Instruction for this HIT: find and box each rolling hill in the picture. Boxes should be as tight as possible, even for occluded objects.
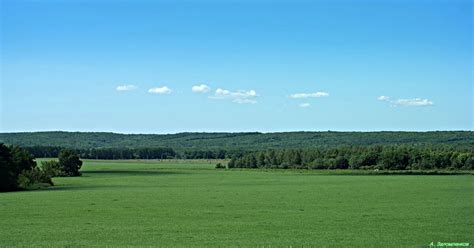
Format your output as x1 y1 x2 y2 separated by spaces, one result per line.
1 131 473 151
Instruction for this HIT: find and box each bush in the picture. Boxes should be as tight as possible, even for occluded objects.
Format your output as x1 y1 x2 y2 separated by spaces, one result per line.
278 162 290 169
215 163 226 169
17 168 53 189
309 158 326 169
41 160 63 177
227 159 235 168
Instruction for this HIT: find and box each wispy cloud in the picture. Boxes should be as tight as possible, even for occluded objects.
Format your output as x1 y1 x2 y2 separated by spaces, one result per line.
210 88 258 104
299 103 311 108
192 84 210 93
378 95 434 107
234 98 257 104
392 98 434 107
116 84 137 92
148 86 172 94
289 91 329 99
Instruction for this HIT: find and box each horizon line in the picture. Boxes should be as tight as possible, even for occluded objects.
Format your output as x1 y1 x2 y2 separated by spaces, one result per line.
1 129 472 135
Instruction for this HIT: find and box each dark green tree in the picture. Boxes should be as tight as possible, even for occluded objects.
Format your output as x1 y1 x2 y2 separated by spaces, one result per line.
10 146 37 176
0 144 52 192
0 144 15 191
465 156 474 169
257 152 266 168
335 156 349 169
58 149 83 176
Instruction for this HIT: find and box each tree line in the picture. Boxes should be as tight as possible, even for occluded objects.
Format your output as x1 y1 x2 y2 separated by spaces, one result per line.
1 144 83 192
228 145 474 170
25 146 176 160
24 146 244 160
16 145 474 171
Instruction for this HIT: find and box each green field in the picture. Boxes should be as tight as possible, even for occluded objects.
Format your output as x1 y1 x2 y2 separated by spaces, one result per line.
1 160 473 247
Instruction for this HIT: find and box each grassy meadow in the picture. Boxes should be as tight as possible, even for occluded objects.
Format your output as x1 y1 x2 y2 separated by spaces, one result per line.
0 159 473 247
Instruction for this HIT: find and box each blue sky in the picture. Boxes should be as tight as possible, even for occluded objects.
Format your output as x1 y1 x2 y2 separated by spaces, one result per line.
1 0 472 133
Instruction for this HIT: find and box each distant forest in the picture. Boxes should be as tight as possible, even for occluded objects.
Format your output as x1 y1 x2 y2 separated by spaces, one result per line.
0 131 473 163
1 131 473 150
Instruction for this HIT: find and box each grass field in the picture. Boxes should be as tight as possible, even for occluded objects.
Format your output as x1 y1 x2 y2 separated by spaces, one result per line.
0 160 473 247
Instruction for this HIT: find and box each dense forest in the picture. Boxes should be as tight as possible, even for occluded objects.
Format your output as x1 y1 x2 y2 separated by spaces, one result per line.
1 131 473 151
228 145 474 170
2 131 473 170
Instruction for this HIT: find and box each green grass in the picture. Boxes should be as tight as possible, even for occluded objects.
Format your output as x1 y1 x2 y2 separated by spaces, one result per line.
1 160 473 247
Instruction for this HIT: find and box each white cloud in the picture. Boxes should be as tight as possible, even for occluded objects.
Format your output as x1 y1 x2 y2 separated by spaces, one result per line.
289 91 329 99
148 86 172 94
213 88 229 97
234 98 257 104
392 98 434 107
379 96 434 107
210 88 258 104
299 103 311 108
116 84 137 92
192 84 210 93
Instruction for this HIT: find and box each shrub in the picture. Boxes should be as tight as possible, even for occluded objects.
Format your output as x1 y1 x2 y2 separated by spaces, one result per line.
41 160 63 177
309 158 326 169
215 163 226 169
17 168 53 189
227 159 235 168
279 162 290 169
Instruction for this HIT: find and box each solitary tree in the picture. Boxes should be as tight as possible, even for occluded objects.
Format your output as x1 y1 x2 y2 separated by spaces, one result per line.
58 149 83 176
